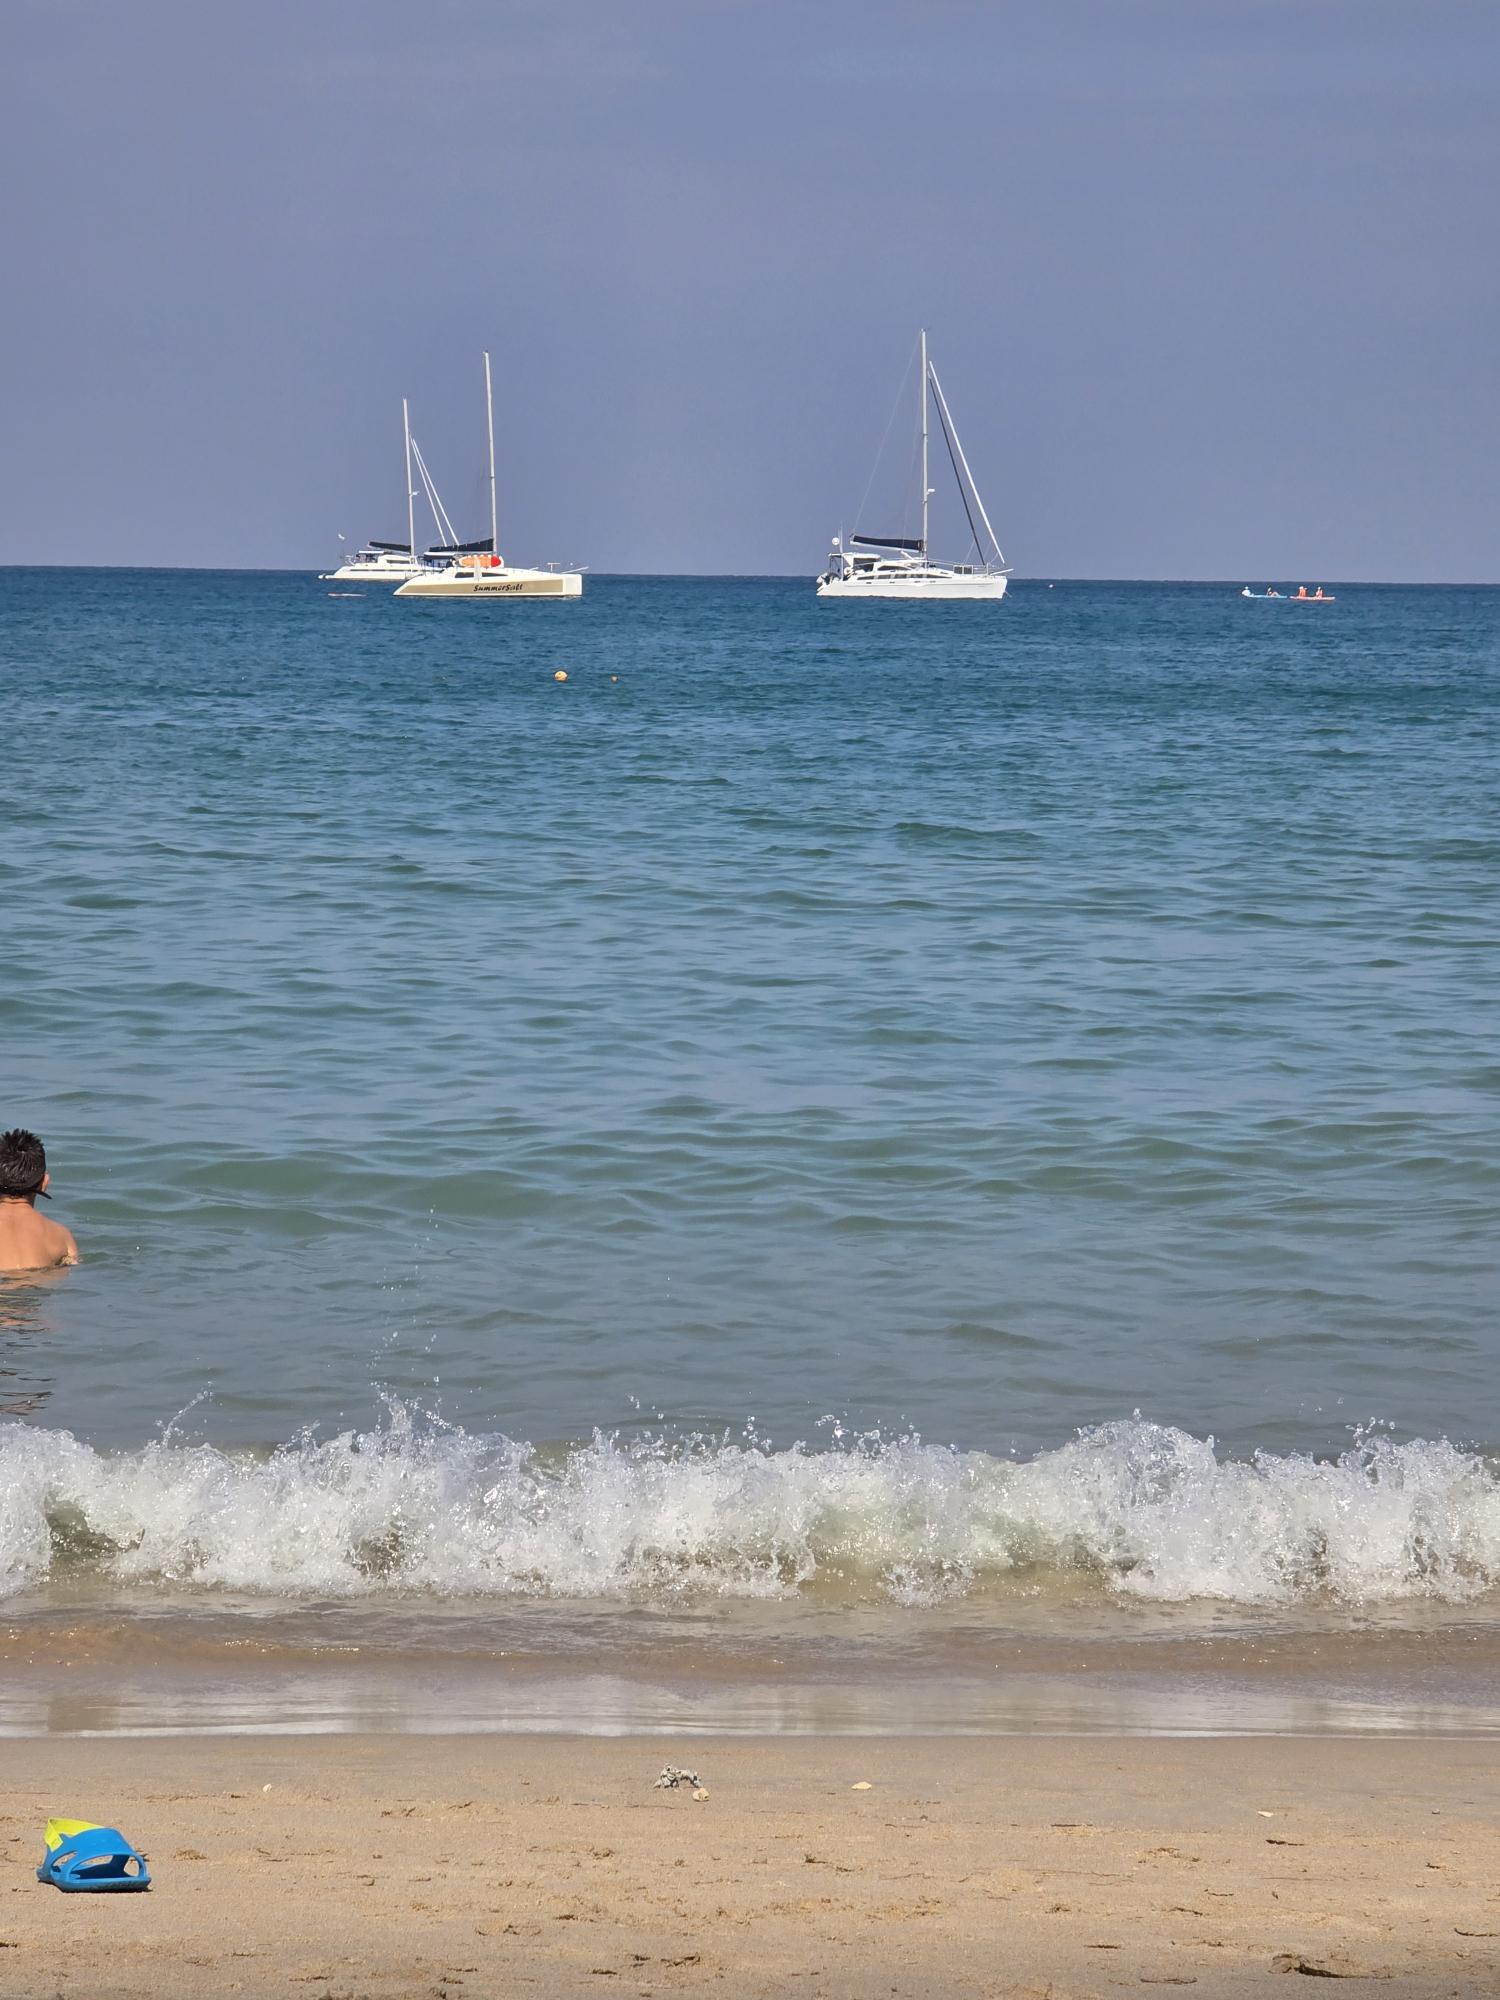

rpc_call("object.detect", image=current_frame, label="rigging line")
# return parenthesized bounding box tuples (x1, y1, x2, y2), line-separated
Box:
(933, 381, 985, 563)
(410, 440, 436, 533)
(903, 424, 923, 545)
(411, 440, 458, 546)
(433, 472, 459, 545)
(928, 365, 1006, 567)
(852, 338, 920, 536)
(411, 444, 436, 542)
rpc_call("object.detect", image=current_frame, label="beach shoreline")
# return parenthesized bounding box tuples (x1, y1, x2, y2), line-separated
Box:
(8, 1605, 1500, 1739)
(4, 1732, 1496, 1998)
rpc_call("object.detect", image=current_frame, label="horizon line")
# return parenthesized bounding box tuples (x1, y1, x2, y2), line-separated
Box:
(2, 564, 1497, 588)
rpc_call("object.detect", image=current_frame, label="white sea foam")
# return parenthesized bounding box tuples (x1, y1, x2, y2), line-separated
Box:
(3, 1411, 1499, 1608)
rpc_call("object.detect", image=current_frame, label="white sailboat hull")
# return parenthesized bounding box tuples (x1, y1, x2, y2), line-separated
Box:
(319, 557, 426, 581)
(817, 570, 1007, 600)
(396, 565, 583, 599)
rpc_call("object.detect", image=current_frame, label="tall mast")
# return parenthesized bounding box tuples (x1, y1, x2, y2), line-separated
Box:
(484, 350, 498, 558)
(403, 397, 416, 565)
(920, 327, 929, 557)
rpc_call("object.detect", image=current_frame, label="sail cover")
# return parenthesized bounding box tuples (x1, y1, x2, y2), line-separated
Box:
(430, 538, 496, 555)
(368, 541, 412, 552)
(850, 534, 923, 552)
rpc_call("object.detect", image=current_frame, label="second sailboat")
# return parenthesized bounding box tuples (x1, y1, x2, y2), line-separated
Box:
(397, 353, 583, 600)
(817, 331, 1009, 600)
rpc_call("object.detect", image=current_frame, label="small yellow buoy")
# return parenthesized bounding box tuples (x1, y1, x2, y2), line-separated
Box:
(554, 670, 568, 682)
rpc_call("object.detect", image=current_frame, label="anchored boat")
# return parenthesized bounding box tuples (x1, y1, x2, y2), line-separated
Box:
(321, 401, 472, 582)
(817, 331, 1010, 600)
(396, 355, 583, 601)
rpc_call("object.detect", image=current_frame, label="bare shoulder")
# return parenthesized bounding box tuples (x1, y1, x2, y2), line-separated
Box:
(0, 1213, 78, 1273)
(46, 1218, 80, 1266)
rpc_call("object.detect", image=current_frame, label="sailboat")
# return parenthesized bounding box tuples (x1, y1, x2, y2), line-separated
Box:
(817, 331, 1010, 600)
(396, 355, 583, 600)
(321, 538, 425, 583)
(320, 401, 464, 582)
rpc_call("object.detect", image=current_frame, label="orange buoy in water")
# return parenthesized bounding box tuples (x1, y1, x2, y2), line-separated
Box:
(554, 670, 568, 682)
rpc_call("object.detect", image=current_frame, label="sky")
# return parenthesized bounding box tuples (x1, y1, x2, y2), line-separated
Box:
(5, 0, 1498, 579)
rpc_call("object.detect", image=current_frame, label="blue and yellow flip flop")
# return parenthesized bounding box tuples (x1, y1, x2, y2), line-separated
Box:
(37, 1818, 151, 1892)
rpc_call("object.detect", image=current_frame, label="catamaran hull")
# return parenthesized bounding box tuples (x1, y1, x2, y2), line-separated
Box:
(319, 562, 426, 582)
(816, 573, 1008, 600)
(396, 568, 583, 599)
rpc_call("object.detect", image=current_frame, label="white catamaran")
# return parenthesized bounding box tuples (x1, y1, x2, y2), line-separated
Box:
(396, 354, 583, 600)
(320, 400, 479, 582)
(817, 331, 1009, 600)
(320, 538, 426, 583)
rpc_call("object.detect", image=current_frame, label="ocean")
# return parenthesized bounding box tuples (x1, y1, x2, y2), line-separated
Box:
(3, 568, 1499, 1732)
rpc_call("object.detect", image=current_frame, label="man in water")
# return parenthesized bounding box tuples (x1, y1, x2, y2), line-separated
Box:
(0, 1129, 79, 1271)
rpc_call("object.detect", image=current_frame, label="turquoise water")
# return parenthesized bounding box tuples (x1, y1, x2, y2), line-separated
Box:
(3, 569, 1499, 1618)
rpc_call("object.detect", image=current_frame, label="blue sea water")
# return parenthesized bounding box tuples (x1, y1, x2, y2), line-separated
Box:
(3, 568, 1499, 1625)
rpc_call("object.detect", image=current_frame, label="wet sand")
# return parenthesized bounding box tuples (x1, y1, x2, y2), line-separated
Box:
(4, 1734, 1499, 1998)
(7, 1610, 1500, 1738)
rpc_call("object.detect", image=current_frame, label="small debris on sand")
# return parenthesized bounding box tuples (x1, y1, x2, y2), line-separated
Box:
(1273, 1954, 1392, 1978)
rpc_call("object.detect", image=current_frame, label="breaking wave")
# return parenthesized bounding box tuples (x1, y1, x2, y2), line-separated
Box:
(3, 1409, 1500, 1608)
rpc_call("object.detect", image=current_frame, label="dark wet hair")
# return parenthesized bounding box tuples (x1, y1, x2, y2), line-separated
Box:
(0, 1129, 47, 1198)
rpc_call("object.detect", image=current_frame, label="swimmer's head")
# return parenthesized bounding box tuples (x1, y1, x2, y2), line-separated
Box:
(0, 1129, 49, 1201)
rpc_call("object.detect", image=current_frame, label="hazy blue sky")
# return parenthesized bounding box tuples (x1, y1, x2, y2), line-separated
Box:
(6, 0, 1497, 577)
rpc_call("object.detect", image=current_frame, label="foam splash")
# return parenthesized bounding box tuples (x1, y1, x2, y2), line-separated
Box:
(3, 1410, 1499, 1608)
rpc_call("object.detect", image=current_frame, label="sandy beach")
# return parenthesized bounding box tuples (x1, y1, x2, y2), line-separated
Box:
(4, 1733, 1497, 1998)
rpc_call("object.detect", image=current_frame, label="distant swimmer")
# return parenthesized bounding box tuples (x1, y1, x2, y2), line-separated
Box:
(0, 1129, 79, 1272)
